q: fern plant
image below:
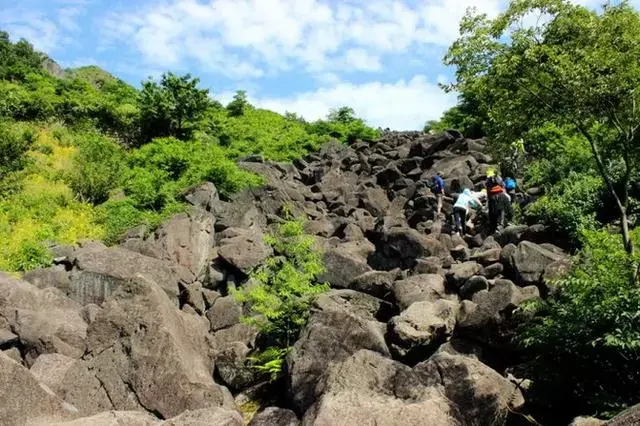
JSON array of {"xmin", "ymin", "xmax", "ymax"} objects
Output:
[{"xmin": 232, "ymin": 217, "xmax": 328, "ymax": 380}]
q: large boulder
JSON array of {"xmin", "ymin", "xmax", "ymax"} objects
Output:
[
  {"xmin": 30, "ymin": 354, "xmax": 113, "ymax": 416},
  {"xmin": 287, "ymin": 293, "xmax": 390, "ymax": 413},
  {"xmin": 182, "ymin": 182, "xmax": 219, "ymax": 212},
  {"xmin": 35, "ymin": 411, "xmax": 159, "ymax": 426},
  {"xmin": 389, "ymin": 300, "xmax": 458, "ymax": 361},
  {"xmin": 319, "ymin": 240, "xmax": 374, "ymax": 289},
  {"xmin": 130, "ymin": 209, "xmax": 215, "ymax": 281},
  {"xmin": 457, "ymin": 279, "xmax": 540, "ymax": 343},
  {"xmin": 393, "ymin": 274, "xmax": 449, "ymax": 311},
  {"xmin": 604, "ymin": 403, "xmax": 640, "ymax": 425},
  {"xmin": 358, "ymin": 187, "xmax": 390, "ymax": 217},
  {"xmin": 84, "ymin": 276, "xmax": 232, "ymax": 419},
  {"xmin": 415, "ymin": 351, "xmax": 524, "ymax": 426},
  {"xmin": 368, "ymin": 228, "xmax": 448, "ymax": 271},
  {"xmin": 0, "ymin": 273, "xmax": 87, "ymax": 366},
  {"xmin": 446, "ymin": 261, "xmax": 482, "ymax": 289},
  {"xmin": 303, "ymin": 350, "xmax": 460, "ymax": 426},
  {"xmin": 0, "ymin": 352, "xmax": 78, "ymax": 425},
  {"xmin": 161, "ymin": 407, "xmax": 244, "ymax": 425},
  {"xmin": 348, "ymin": 271, "xmax": 395, "ymax": 300},
  {"xmin": 206, "ymin": 296, "xmax": 242, "ymax": 332},
  {"xmin": 501, "ymin": 241, "xmax": 569, "ymax": 287},
  {"xmin": 217, "ymin": 228, "xmax": 273, "ymax": 275},
  {"xmin": 23, "ymin": 268, "xmax": 71, "ymax": 294},
  {"xmin": 70, "ymin": 247, "xmax": 186, "ymax": 305},
  {"xmin": 249, "ymin": 407, "xmax": 299, "ymax": 426}
]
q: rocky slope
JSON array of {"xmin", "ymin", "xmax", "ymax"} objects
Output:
[{"xmin": 0, "ymin": 131, "xmax": 623, "ymax": 425}]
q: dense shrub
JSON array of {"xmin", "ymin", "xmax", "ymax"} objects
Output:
[
  {"xmin": 517, "ymin": 228, "xmax": 640, "ymax": 421},
  {"xmin": 524, "ymin": 172, "xmax": 603, "ymax": 247},
  {"xmin": 0, "ymin": 120, "xmax": 35, "ymax": 178},
  {"xmin": 232, "ymin": 218, "xmax": 329, "ymax": 379},
  {"xmin": 68, "ymin": 134, "xmax": 126, "ymax": 204}
]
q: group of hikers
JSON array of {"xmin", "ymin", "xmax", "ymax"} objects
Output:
[{"xmin": 432, "ymin": 168, "xmax": 517, "ymax": 236}]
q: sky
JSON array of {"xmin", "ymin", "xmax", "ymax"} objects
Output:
[{"xmin": 0, "ymin": 0, "xmax": 626, "ymax": 130}]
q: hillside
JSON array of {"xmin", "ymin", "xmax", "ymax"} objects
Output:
[{"xmin": 0, "ymin": 32, "xmax": 377, "ymax": 272}]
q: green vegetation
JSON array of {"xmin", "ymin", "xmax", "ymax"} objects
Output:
[
  {"xmin": 232, "ymin": 218, "xmax": 329, "ymax": 380},
  {"xmin": 444, "ymin": 0, "xmax": 640, "ymax": 253},
  {"xmin": 0, "ymin": 30, "xmax": 378, "ymax": 273},
  {"xmin": 439, "ymin": 0, "xmax": 640, "ymax": 419},
  {"xmin": 518, "ymin": 228, "xmax": 640, "ymax": 420}
]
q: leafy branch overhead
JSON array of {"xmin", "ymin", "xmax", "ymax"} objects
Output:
[{"xmin": 444, "ymin": 0, "xmax": 640, "ymax": 253}]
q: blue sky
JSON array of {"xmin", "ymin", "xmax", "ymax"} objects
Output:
[{"xmin": 0, "ymin": 0, "xmax": 619, "ymax": 129}]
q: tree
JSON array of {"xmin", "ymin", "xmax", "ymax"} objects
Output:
[
  {"xmin": 138, "ymin": 72, "xmax": 210, "ymax": 142},
  {"xmin": 327, "ymin": 106, "xmax": 356, "ymax": 123},
  {"xmin": 445, "ymin": 0, "xmax": 640, "ymax": 254},
  {"xmin": 226, "ymin": 90, "xmax": 249, "ymax": 117}
]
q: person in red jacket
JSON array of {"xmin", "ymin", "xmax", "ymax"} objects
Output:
[{"xmin": 485, "ymin": 169, "xmax": 511, "ymax": 232}]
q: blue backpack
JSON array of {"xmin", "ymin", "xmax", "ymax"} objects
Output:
[{"xmin": 505, "ymin": 177, "xmax": 516, "ymax": 191}]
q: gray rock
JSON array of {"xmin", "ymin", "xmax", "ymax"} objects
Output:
[
  {"xmin": 393, "ymin": 274, "xmax": 448, "ymax": 310},
  {"xmin": 348, "ymin": 271, "xmax": 395, "ymax": 300},
  {"xmin": 446, "ymin": 261, "xmax": 482, "ymax": 289},
  {"xmin": 161, "ymin": 407, "xmax": 244, "ymax": 426},
  {"xmin": 23, "ymin": 268, "xmax": 71, "ymax": 293},
  {"xmin": 217, "ymin": 228, "xmax": 273, "ymax": 275},
  {"xmin": 250, "ymin": 407, "xmax": 299, "ymax": 426},
  {"xmin": 470, "ymin": 248, "xmax": 502, "ymax": 265},
  {"xmin": 287, "ymin": 296, "xmax": 390, "ymax": 413},
  {"xmin": 141, "ymin": 209, "xmax": 215, "ymax": 281},
  {"xmin": 319, "ymin": 242, "xmax": 373, "ymax": 289},
  {"xmin": 85, "ymin": 276, "xmax": 231, "ymax": 419},
  {"xmin": 0, "ymin": 352, "xmax": 78, "ymax": 425},
  {"xmin": 71, "ymin": 246, "xmax": 186, "ymax": 305},
  {"xmin": 459, "ymin": 275, "xmax": 490, "ymax": 300},
  {"xmin": 481, "ymin": 263, "xmax": 504, "ymax": 279},
  {"xmin": 0, "ymin": 273, "xmax": 87, "ymax": 366},
  {"xmin": 30, "ymin": 354, "xmax": 113, "ymax": 416},
  {"xmin": 359, "ymin": 187, "xmax": 390, "ymax": 217},
  {"xmin": 413, "ymin": 257, "xmax": 444, "ymax": 275},
  {"xmin": 457, "ymin": 279, "xmax": 540, "ymax": 332},
  {"xmin": 215, "ymin": 342, "xmax": 258, "ymax": 391},
  {"xmin": 38, "ymin": 411, "xmax": 159, "ymax": 426},
  {"xmin": 303, "ymin": 350, "xmax": 460, "ymax": 426},
  {"xmin": 182, "ymin": 182, "xmax": 219, "ymax": 212},
  {"xmin": 415, "ymin": 351, "xmax": 524, "ymax": 426},
  {"xmin": 389, "ymin": 300, "xmax": 458, "ymax": 360},
  {"xmin": 502, "ymin": 241, "xmax": 569, "ymax": 286},
  {"xmin": 206, "ymin": 296, "xmax": 242, "ymax": 332},
  {"xmin": 369, "ymin": 227, "xmax": 448, "ymax": 271}
]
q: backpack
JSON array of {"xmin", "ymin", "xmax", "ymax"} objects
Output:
[{"xmin": 505, "ymin": 177, "xmax": 516, "ymax": 191}]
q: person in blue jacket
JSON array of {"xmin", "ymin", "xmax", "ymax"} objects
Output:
[{"xmin": 432, "ymin": 172, "xmax": 445, "ymax": 216}]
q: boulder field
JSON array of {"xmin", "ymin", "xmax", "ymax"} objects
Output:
[{"xmin": 2, "ymin": 131, "xmax": 604, "ymax": 425}]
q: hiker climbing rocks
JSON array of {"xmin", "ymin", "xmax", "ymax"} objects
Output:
[
  {"xmin": 432, "ymin": 172, "xmax": 445, "ymax": 217},
  {"xmin": 504, "ymin": 176, "xmax": 517, "ymax": 203},
  {"xmin": 486, "ymin": 168, "xmax": 512, "ymax": 232},
  {"xmin": 452, "ymin": 188, "xmax": 483, "ymax": 235}
]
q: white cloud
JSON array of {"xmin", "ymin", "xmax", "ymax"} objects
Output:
[
  {"xmin": 101, "ymin": 0, "xmax": 504, "ymax": 79},
  {"xmin": 1, "ymin": 1, "xmax": 87, "ymax": 53},
  {"xmin": 249, "ymin": 75, "xmax": 457, "ymax": 130}
]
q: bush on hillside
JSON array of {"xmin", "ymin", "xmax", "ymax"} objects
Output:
[
  {"xmin": 524, "ymin": 172, "xmax": 603, "ymax": 247},
  {"xmin": 232, "ymin": 218, "xmax": 329, "ymax": 380},
  {"xmin": 0, "ymin": 120, "xmax": 35, "ymax": 179},
  {"xmin": 68, "ymin": 134, "xmax": 126, "ymax": 204},
  {"xmin": 517, "ymin": 228, "xmax": 640, "ymax": 421}
]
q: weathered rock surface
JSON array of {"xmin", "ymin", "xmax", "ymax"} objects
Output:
[
  {"xmin": 287, "ymin": 292, "xmax": 390, "ymax": 413},
  {"xmin": 0, "ymin": 352, "xmax": 78, "ymax": 425},
  {"xmin": 415, "ymin": 351, "xmax": 524, "ymax": 426},
  {"xmin": 249, "ymin": 407, "xmax": 299, "ymax": 426},
  {"xmin": 84, "ymin": 276, "xmax": 232, "ymax": 419},
  {"xmin": 0, "ymin": 273, "xmax": 87, "ymax": 366},
  {"xmin": 303, "ymin": 350, "xmax": 460, "ymax": 426},
  {"xmin": 70, "ymin": 247, "xmax": 185, "ymax": 305}
]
